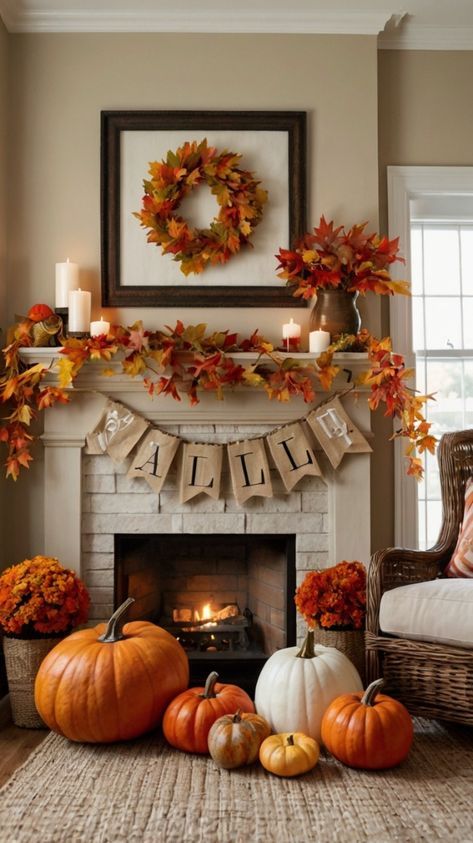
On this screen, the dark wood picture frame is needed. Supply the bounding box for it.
[101,110,307,308]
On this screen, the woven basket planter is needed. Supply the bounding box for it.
[312,627,365,683]
[3,636,60,728]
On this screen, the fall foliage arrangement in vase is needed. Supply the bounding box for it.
[0,555,90,638]
[276,215,410,300]
[295,561,367,631]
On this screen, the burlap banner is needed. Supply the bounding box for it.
[266,421,322,492]
[85,399,149,462]
[179,442,223,503]
[227,437,273,505]
[86,391,370,503]
[306,396,372,470]
[128,428,180,493]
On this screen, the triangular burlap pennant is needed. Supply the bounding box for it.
[266,421,322,491]
[306,396,372,469]
[227,438,273,505]
[86,399,149,462]
[179,442,223,502]
[128,428,180,492]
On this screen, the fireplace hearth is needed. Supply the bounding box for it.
[115,533,296,691]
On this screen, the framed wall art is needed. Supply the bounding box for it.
[101,110,307,307]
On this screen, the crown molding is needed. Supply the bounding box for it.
[0,7,391,35]
[379,24,473,50]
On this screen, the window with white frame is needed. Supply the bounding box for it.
[388,168,473,550]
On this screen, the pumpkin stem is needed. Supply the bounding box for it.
[361,678,385,706]
[202,671,219,698]
[296,629,316,659]
[97,597,135,643]
[232,710,242,723]
[287,734,295,746]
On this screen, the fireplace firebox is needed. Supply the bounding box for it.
[115,533,296,691]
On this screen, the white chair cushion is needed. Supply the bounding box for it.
[379,578,473,649]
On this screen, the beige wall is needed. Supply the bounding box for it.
[378,50,473,218]
[375,50,473,552]
[5,32,386,564]
[7,34,379,335]
[0,18,8,569]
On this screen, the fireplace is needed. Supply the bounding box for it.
[115,533,296,690]
[24,348,372,688]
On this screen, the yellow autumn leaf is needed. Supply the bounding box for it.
[18,405,33,425]
[243,369,265,388]
[122,354,146,378]
[102,368,116,377]
[57,358,76,389]
[239,220,252,237]
[302,249,318,264]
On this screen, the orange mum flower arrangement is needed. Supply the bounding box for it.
[0,555,89,638]
[295,561,366,631]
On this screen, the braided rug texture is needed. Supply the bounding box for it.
[0,718,472,843]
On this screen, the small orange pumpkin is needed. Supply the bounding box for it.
[259,732,320,777]
[163,671,255,754]
[321,678,414,770]
[208,709,271,769]
[27,303,54,322]
[34,598,189,743]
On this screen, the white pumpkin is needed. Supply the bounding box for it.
[255,633,363,743]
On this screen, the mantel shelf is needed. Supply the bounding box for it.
[18,347,372,426]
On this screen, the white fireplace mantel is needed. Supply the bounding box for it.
[19,349,372,582]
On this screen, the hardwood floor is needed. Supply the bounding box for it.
[0,723,47,787]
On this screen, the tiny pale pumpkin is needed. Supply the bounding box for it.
[259,732,320,777]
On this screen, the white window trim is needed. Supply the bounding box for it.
[387,166,473,548]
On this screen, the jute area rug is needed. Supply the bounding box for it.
[0,718,472,843]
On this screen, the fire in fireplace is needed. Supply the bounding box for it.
[168,601,252,653]
[114,533,296,691]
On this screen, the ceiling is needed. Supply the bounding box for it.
[0,0,472,49]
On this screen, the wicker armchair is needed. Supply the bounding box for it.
[366,429,473,725]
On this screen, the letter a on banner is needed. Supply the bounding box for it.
[266,421,322,492]
[227,438,273,505]
[179,442,223,503]
[128,428,180,492]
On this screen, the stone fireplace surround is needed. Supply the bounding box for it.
[29,350,372,649]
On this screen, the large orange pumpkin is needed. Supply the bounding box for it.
[320,678,414,770]
[34,597,189,743]
[163,671,255,754]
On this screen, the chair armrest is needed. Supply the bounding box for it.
[366,546,449,636]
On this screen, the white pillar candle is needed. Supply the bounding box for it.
[90,316,111,338]
[309,329,331,353]
[55,259,79,308]
[282,317,301,351]
[68,288,91,333]
[282,317,301,340]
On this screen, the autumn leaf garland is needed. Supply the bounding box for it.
[0,320,436,481]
